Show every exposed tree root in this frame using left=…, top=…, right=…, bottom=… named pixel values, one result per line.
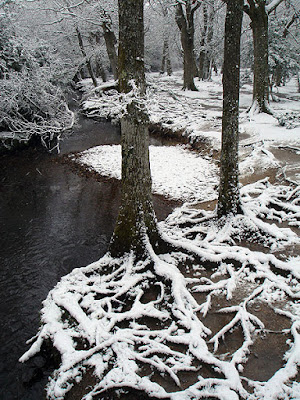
left=20, top=180, right=300, bottom=399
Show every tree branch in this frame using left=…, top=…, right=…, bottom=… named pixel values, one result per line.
left=266, top=0, right=285, bottom=14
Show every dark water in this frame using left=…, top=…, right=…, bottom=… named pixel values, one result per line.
left=0, top=116, right=175, bottom=399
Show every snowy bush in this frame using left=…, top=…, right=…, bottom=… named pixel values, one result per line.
left=0, top=13, right=74, bottom=151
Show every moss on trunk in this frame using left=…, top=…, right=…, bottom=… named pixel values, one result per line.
left=109, top=0, right=161, bottom=258
left=217, top=0, right=243, bottom=218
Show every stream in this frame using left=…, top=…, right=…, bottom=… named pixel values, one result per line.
left=0, top=113, right=176, bottom=399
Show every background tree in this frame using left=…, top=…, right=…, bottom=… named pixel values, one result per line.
left=198, top=2, right=217, bottom=80
left=145, top=0, right=178, bottom=73
left=20, top=0, right=118, bottom=84
left=244, top=0, right=286, bottom=113
left=218, top=0, right=244, bottom=218
left=100, top=7, right=118, bottom=80
left=156, top=0, right=173, bottom=75
left=175, top=0, right=200, bottom=90
left=269, top=1, right=300, bottom=89
left=109, top=0, right=161, bottom=257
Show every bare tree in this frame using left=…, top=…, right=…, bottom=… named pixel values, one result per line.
left=217, top=0, right=244, bottom=218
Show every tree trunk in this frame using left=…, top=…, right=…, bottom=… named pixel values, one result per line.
left=199, top=4, right=208, bottom=80
left=245, top=1, right=271, bottom=113
left=76, top=27, right=97, bottom=87
left=175, top=1, right=198, bottom=91
left=102, top=17, right=118, bottom=80
left=160, top=38, right=172, bottom=76
left=199, top=4, right=214, bottom=81
left=252, top=7, right=270, bottom=112
left=109, top=0, right=160, bottom=257
left=217, top=0, right=243, bottom=218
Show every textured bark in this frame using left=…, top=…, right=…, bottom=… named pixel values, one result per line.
left=244, top=1, right=270, bottom=113
left=199, top=4, right=214, bottom=81
left=117, top=0, right=145, bottom=94
left=160, top=5, right=172, bottom=76
left=175, top=1, right=199, bottom=91
left=76, top=27, right=97, bottom=87
left=109, top=0, right=160, bottom=257
left=160, top=38, right=172, bottom=76
left=218, top=0, right=243, bottom=218
left=251, top=5, right=270, bottom=112
left=102, top=14, right=118, bottom=80
left=198, top=4, right=208, bottom=80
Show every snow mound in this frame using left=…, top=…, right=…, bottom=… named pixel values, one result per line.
left=73, top=144, right=219, bottom=202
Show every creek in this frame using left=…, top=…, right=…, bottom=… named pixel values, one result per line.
left=0, top=112, right=176, bottom=399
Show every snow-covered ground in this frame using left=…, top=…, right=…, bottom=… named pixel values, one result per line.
left=21, top=72, right=300, bottom=399
left=80, top=71, right=300, bottom=187
left=73, top=144, right=219, bottom=202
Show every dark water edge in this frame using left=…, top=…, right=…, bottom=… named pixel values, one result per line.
left=0, top=117, right=176, bottom=400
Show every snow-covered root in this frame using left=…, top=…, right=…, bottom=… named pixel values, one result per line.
left=163, top=179, right=300, bottom=251
left=19, top=179, right=300, bottom=399
left=20, top=246, right=249, bottom=400
left=247, top=319, right=300, bottom=400
left=155, top=179, right=300, bottom=399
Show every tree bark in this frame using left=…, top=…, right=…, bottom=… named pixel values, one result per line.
left=218, top=0, right=243, bottom=218
left=160, top=38, right=172, bottom=76
left=199, top=3, right=208, bottom=80
left=175, top=0, right=199, bottom=90
left=109, top=0, right=160, bottom=257
left=199, top=4, right=214, bottom=81
left=160, top=5, right=172, bottom=76
left=251, top=4, right=270, bottom=112
left=244, top=0, right=272, bottom=113
left=101, top=11, right=118, bottom=80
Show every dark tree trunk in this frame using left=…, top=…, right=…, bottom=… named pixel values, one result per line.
left=175, top=1, right=199, bottom=91
left=217, top=0, right=243, bottom=218
left=199, top=4, right=214, bottom=81
left=245, top=1, right=270, bottom=113
left=160, top=6, right=173, bottom=76
left=160, top=38, right=172, bottom=76
left=76, top=27, right=97, bottom=87
left=102, top=15, right=118, bottom=80
left=109, top=0, right=160, bottom=257
left=252, top=6, right=270, bottom=112
left=199, top=4, right=208, bottom=80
